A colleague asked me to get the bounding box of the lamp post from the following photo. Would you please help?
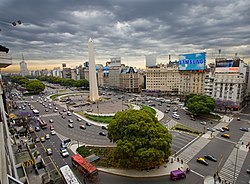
[233,139,242,184]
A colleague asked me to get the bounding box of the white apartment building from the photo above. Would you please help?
[212,58,249,110]
[146,64,180,95]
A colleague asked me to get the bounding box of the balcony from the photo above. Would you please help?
[0,52,12,68]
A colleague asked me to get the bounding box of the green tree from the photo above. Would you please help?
[25,80,45,94]
[108,109,172,169]
[186,95,215,115]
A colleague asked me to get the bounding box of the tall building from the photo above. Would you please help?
[62,67,71,79]
[146,64,180,95]
[120,67,141,92]
[108,57,122,89]
[0,47,20,183]
[19,55,29,76]
[212,57,249,110]
[88,38,99,101]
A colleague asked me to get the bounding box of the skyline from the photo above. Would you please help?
[0,0,249,72]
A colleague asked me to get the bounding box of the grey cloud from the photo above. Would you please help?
[0,0,249,69]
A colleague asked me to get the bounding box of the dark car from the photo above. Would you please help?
[240,128,249,132]
[61,115,66,119]
[247,169,250,174]
[102,126,107,130]
[204,155,217,162]
[197,157,208,166]
[99,132,106,136]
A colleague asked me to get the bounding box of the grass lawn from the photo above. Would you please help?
[77,146,115,167]
[171,123,201,135]
[141,105,156,115]
[50,94,63,100]
[77,112,113,124]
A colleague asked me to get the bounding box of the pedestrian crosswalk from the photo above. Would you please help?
[178,137,210,163]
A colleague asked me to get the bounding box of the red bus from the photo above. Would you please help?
[71,154,98,181]
[38,118,47,129]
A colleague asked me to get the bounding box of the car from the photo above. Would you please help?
[80,125,86,129]
[207,128,215,132]
[237,117,241,121]
[55,107,58,110]
[200,121,207,125]
[59,111,63,115]
[172,114,180,120]
[46,148,53,155]
[35,126,40,132]
[45,134,50,139]
[49,106,52,109]
[221,133,230,139]
[204,155,217,162]
[68,123,73,128]
[51,130,56,135]
[35,137,40,143]
[86,108,93,112]
[166,104,171,107]
[190,117,196,121]
[40,136,45,142]
[53,103,56,106]
[102,126,107,130]
[86,122,92,126]
[216,128,225,132]
[67,111,72,116]
[197,157,208,166]
[240,128,249,132]
[62,115,66,119]
[50,125,54,130]
[99,132,106,136]
[45,109,49,112]
[60,148,69,157]
[63,109,67,112]
[77,118,82,122]
[222,126,230,131]
[247,169,250,174]
[68,119,73,123]
[28,127,34,133]
[49,119,54,123]
[54,109,58,112]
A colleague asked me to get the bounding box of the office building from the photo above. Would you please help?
[19,55,29,76]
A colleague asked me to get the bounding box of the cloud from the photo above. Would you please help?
[0,0,249,72]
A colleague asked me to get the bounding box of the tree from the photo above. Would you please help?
[108,109,172,169]
[186,95,215,116]
[25,80,45,94]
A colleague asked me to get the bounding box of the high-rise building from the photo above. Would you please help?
[120,67,141,92]
[19,55,29,76]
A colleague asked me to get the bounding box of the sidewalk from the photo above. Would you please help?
[69,143,189,178]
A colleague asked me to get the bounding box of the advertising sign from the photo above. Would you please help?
[178,52,206,71]
[215,58,240,73]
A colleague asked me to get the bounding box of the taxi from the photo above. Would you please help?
[197,157,208,166]
[221,133,230,139]
[46,148,53,155]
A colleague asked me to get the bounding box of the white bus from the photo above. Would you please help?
[32,109,39,116]
[59,165,81,184]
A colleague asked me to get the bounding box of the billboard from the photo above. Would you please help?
[215,58,240,73]
[178,52,206,71]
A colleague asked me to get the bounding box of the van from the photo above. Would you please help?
[170,170,186,181]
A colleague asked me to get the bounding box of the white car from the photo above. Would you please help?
[172,114,180,119]
[200,121,207,125]
[51,130,56,135]
[60,148,69,157]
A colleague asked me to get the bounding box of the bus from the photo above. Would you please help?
[38,118,47,129]
[32,109,39,116]
[71,154,98,181]
[59,165,81,184]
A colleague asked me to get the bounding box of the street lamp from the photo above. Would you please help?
[233,139,242,184]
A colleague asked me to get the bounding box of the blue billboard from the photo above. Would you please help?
[178,52,206,71]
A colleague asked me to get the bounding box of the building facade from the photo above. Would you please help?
[19,57,29,77]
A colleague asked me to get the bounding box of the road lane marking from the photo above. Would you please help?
[191,169,204,178]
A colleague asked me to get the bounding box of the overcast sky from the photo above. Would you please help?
[0,0,249,71]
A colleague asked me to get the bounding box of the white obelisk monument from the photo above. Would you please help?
[88,38,99,102]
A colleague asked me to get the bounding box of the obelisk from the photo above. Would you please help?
[88,38,99,102]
